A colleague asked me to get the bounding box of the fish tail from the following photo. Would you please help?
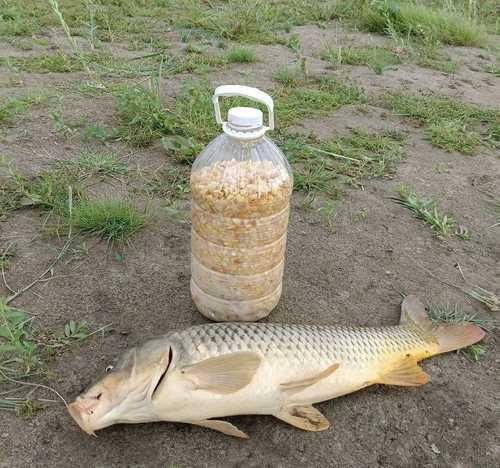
[400,295,486,355]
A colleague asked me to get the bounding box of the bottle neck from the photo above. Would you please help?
[223,122,268,141]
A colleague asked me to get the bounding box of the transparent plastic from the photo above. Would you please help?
[190,89,292,321]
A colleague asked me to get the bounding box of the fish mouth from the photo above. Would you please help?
[68,402,97,437]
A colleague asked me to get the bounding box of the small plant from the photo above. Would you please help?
[392,186,463,239]
[322,45,401,73]
[145,167,190,201]
[0,299,40,380]
[358,0,488,47]
[427,304,494,330]
[383,92,498,154]
[425,120,480,155]
[82,123,113,143]
[114,85,174,147]
[273,67,304,87]
[0,242,16,271]
[72,199,146,244]
[467,286,500,312]
[225,47,256,63]
[0,92,51,125]
[466,344,486,362]
[68,151,127,177]
[61,320,92,344]
[5,52,84,73]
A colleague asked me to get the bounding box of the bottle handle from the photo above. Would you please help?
[212,85,274,130]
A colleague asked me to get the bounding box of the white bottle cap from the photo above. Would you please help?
[227,107,263,129]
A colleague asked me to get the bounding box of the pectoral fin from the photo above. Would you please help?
[181,351,261,394]
[378,356,430,386]
[280,362,339,392]
[191,419,249,439]
[275,405,330,432]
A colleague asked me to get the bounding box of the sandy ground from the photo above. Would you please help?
[1,20,499,468]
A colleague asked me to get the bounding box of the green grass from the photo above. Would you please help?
[283,129,405,199]
[273,67,305,87]
[72,199,146,244]
[62,152,127,177]
[383,93,499,154]
[356,0,488,47]
[225,47,257,63]
[145,167,190,202]
[425,120,481,155]
[0,299,40,381]
[0,91,52,125]
[114,85,175,147]
[275,75,365,127]
[0,243,16,272]
[3,52,84,73]
[322,46,402,74]
[392,185,468,239]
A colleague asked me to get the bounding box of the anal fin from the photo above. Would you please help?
[280,362,339,392]
[275,405,330,432]
[191,419,249,439]
[378,356,430,387]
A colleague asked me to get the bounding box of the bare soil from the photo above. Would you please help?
[1,20,499,468]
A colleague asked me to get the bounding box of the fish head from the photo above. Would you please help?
[68,338,173,435]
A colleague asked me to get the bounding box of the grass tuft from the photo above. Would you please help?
[225,47,256,63]
[114,85,174,147]
[358,0,488,47]
[383,93,499,154]
[283,129,405,200]
[72,199,146,244]
[392,185,468,239]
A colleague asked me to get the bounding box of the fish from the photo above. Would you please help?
[68,296,485,438]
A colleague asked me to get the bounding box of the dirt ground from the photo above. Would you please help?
[1,14,499,468]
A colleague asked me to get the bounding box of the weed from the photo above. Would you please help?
[425,120,480,155]
[63,152,127,177]
[114,85,174,147]
[352,208,369,222]
[4,52,84,73]
[225,47,257,63]
[467,286,500,312]
[61,320,91,344]
[284,129,404,199]
[273,67,305,87]
[427,303,494,330]
[82,123,113,143]
[0,92,52,125]
[323,46,402,73]
[392,185,467,239]
[72,199,146,244]
[51,110,80,139]
[0,299,40,380]
[276,75,365,127]
[145,167,190,201]
[357,0,488,47]
[466,344,486,362]
[0,243,16,271]
[383,92,499,154]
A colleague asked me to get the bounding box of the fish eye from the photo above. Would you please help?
[105,365,114,373]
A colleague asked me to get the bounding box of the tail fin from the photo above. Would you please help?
[433,325,485,354]
[400,295,486,355]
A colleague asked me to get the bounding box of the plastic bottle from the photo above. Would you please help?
[190,85,293,321]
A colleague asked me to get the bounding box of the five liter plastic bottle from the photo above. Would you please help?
[190,85,293,321]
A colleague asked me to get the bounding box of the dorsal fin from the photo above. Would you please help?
[400,295,433,333]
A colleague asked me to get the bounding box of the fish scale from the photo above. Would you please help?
[170,322,431,367]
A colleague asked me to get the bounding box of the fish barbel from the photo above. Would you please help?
[68,296,485,438]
